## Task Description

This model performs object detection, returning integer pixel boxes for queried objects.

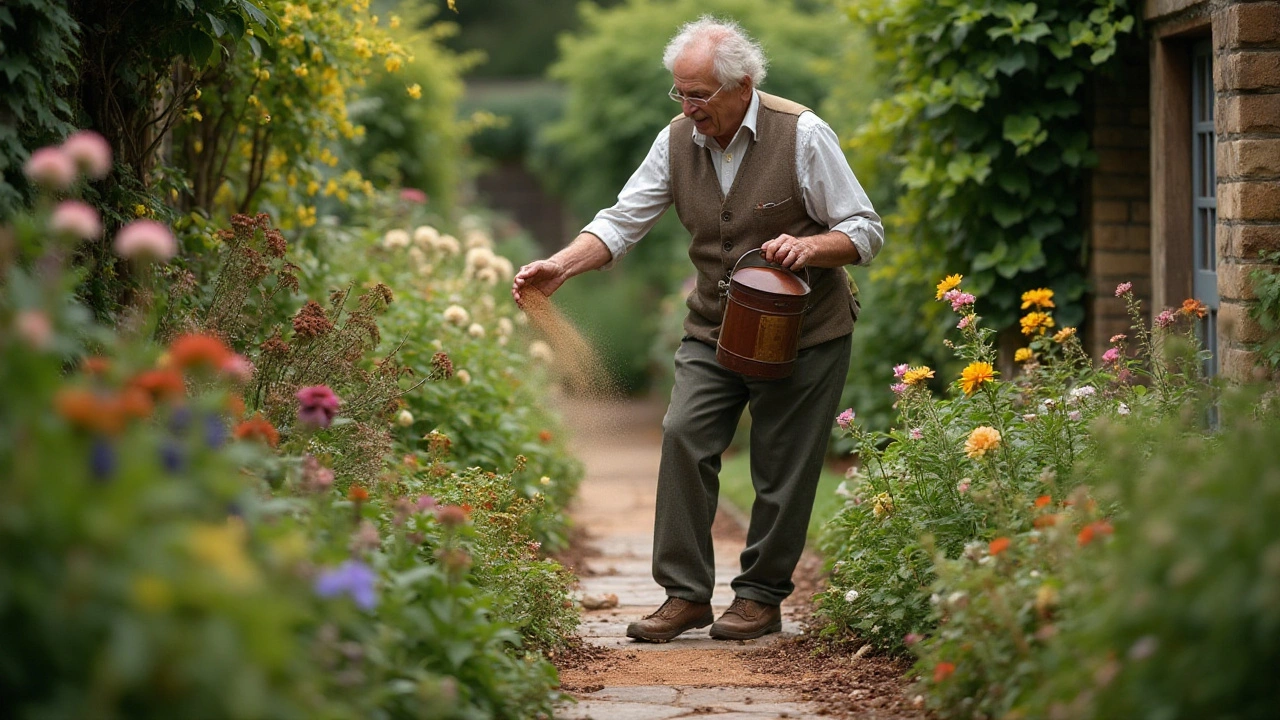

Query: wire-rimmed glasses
[668,83,725,108]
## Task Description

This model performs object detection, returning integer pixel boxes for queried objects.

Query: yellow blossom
[936,274,963,300]
[389,14,401,28]
[131,575,173,611]
[1020,288,1055,310]
[1020,311,1055,336]
[255,68,270,81]
[872,491,894,518]
[193,139,203,154]
[324,178,339,196]
[293,64,309,78]
[1015,347,1034,363]
[187,521,258,589]
[133,204,149,217]
[352,37,373,59]
[964,426,1002,459]
[903,366,935,386]
[311,46,323,62]
[297,205,317,227]
[960,361,996,395]
[385,56,402,73]
[187,108,203,122]
[247,94,259,107]
[407,83,422,99]
[306,180,320,196]
[1052,327,1076,343]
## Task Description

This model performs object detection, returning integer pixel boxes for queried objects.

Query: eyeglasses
[668,83,725,108]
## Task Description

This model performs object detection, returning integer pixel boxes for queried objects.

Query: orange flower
[903,366,935,386]
[989,537,1011,556]
[933,661,956,682]
[538,429,553,443]
[118,386,154,419]
[233,413,279,447]
[81,356,111,376]
[169,333,232,370]
[1180,298,1208,318]
[959,361,995,395]
[130,369,186,401]
[348,485,370,502]
[1078,520,1114,546]
[226,394,246,419]
[1020,288,1055,310]
[1034,495,1052,509]
[935,274,963,300]
[1020,311,1055,336]
[55,387,126,435]
[1034,513,1059,529]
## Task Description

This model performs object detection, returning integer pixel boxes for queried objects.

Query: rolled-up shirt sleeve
[581,125,673,269]
[797,114,884,266]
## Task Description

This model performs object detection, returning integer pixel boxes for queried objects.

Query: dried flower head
[431,351,455,379]
[293,300,334,339]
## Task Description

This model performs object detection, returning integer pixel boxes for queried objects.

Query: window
[1191,39,1218,376]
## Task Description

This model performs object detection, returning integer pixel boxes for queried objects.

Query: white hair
[662,16,768,89]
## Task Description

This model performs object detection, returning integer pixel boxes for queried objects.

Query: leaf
[206,12,226,37]
[973,241,1008,271]
[1002,114,1043,149]
[992,202,1025,228]
[185,28,216,67]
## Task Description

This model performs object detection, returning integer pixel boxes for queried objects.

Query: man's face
[671,51,751,145]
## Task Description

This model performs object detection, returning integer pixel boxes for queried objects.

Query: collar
[691,90,760,151]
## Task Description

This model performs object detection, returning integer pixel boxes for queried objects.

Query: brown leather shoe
[709,597,782,640]
[625,597,714,642]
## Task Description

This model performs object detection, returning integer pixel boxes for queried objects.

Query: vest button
[721,211,732,222]
[722,240,733,252]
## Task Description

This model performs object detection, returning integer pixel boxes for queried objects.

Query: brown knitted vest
[669,91,858,350]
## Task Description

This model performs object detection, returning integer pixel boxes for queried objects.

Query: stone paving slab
[559,686,826,719]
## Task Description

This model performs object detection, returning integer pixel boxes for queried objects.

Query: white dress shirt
[583,90,884,269]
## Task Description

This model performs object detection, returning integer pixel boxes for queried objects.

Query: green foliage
[1249,250,1280,370]
[848,0,1138,330]
[0,0,79,217]
[464,81,567,165]
[440,0,621,79]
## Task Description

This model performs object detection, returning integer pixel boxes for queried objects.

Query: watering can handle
[731,248,811,289]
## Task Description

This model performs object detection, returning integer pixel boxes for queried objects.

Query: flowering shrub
[818,275,1212,651]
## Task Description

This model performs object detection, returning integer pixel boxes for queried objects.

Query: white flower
[466,246,495,271]
[382,228,410,249]
[497,317,514,336]
[464,229,492,249]
[396,409,414,427]
[492,255,514,280]
[1117,402,1131,416]
[529,340,554,363]
[442,305,469,326]
[467,322,485,339]
[1068,410,1082,421]
[1042,398,1057,409]
[434,234,460,256]
[835,481,853,498]
[474,267,499,285]
[408,246,426,267]
[1070,385,1096,400]
[455,368,471,384]
[539,476,552,486]
[844,589,860,603]
[413,225,440,248]
[1023,413,1037,422]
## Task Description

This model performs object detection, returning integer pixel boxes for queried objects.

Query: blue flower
[314,560,377,610]
[160,441,184,473]
[204,414,227,449]
[168,405,193,434]
[90,437,115,482]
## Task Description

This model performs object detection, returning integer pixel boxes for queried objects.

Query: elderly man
[512,16,882,641]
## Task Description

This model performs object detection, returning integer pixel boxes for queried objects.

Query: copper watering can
[716,249,810,379]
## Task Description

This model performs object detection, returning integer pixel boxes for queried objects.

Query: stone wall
[1215,0,1280,379]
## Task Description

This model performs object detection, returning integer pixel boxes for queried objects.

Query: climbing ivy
[848,0,1136,329]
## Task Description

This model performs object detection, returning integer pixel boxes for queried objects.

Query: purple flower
[836,408,856,429]
[1155,309,1176,328]
[204,414,227,449]
[1068,410,1083,421]
[297,385,341,428]
[891,382,908,395]
[1102,347,1121,365]
[315,560,378,610]
[160,441,185,473]
[1115,282,1133,297]
[416,494,438,512]
[893,363,909,379]
[90,437,116,482]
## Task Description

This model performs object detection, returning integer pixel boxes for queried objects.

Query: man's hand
[512,259,569,306]
[761,234,816,270]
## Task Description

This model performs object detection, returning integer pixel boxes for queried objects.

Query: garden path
[552,395,827,719]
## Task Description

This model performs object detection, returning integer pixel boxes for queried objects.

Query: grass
[718,444,849,549]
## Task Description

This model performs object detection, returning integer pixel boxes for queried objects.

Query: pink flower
[956,480,970,493]
[1115,282,1133,297]
[416,494,438,511]
[16,310,53,349]
[296,384,341,428]
[23,147,76,190]
[1068,410,1082,421]
[957,315,972,330]
[904,633,924,646]
[220,354,254,383]
[893,364,909,378]
[909,427,923,440]
[113,220,176,262]
[61,130,112,180]
[836,408,856,429]
[1155,309,1176,328]
[1110,334,1127,344]
[949,292,976,311]
[891,382,908,395]
[1102,347,1121,365]
[399,187,428,204]
[49,200,102,239]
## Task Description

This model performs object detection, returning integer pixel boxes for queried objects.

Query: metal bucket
[716,249,810,379]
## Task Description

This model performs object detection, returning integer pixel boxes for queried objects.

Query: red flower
[81,356,111,376]
[233,413,279,447]
[538,429,553,443]
[1077,520,1114,547]
[1034,514,1059,529]
[130,369,186,401]
[933,661,956,682]
[988,537,1011,556]
[348,485,370,503]
[1034,495,1052,509]
[55,388,125,435]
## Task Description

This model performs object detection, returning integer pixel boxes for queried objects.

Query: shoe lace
[725,597,756,619]
[650,597,686,619]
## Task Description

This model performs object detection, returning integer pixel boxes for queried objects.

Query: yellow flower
[903,366,935,386]
[385,56,402,73]
[1020,311,1055,336]
[389,14,401,28]
[187,521,258,589]
[1052,327,1076,343]
[1015,347,1034,363]
[964,426,1002,459]
[872,492,894,518]
[407,83,422,99]
[187,108,203,122]
[936,274,963,300]
[131,574,173,611]
[255,68,270,81]
[960,361,996,395]
[1020,288,1055,310]
[306,180,319,196]
[293,64,309,78]
[133,204,149,217]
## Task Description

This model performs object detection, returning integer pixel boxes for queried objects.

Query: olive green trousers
[653,334,851,606]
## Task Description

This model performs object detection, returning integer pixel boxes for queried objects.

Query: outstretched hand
[511,260,568,307]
